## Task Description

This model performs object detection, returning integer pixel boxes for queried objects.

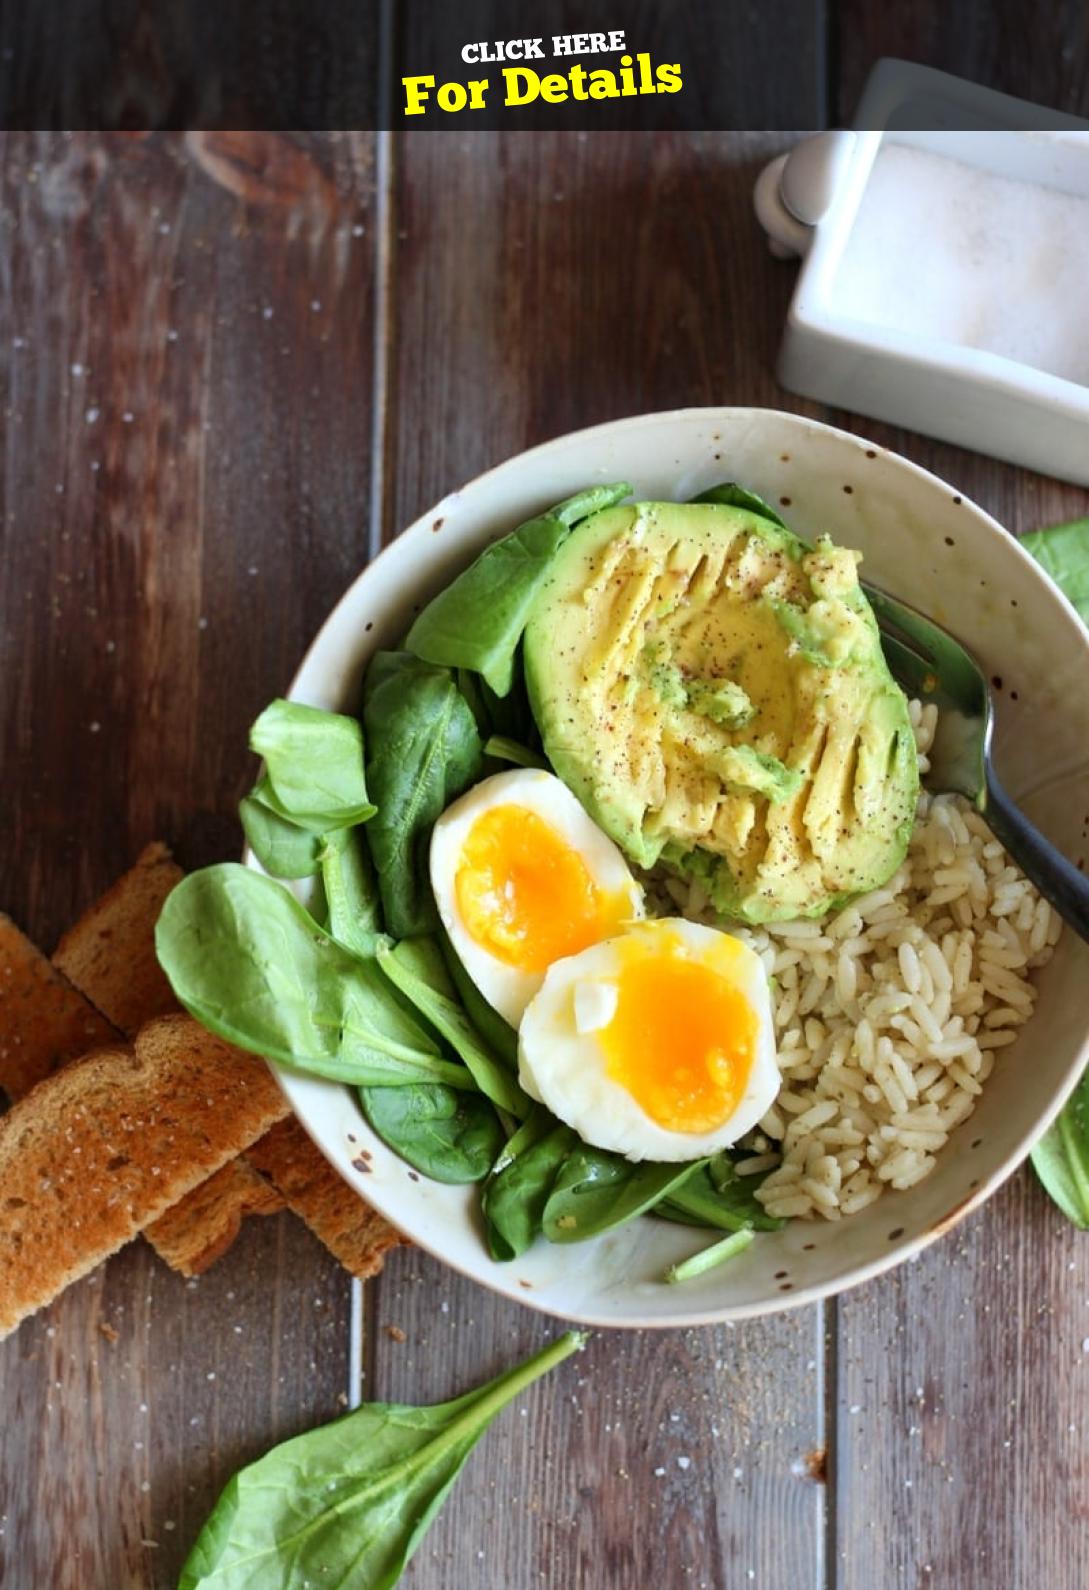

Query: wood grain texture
[4,96,1089,1590]
[0,130,378,944]
[817,405,1089,1590]
[373,129,829,1590]
[0,1220,352,1589]
[374,1248,825,1589]
[382,130,819,544]
[0,127,379,1587]
[835,1177,1089,1588]
[833,0,1089,121]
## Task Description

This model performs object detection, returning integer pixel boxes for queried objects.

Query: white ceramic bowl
[271,407,1089,1327]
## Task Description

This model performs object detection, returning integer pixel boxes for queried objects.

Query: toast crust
[4,843,399,1305]
[45,845,290,1277]
[247,1119,404,1281]
[145,1157,286,1276]
[0,916,119,1100]
[52,841,183,1037]
[0,1015,288,1338]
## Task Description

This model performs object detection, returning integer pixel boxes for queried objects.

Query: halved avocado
[523,500,918,924]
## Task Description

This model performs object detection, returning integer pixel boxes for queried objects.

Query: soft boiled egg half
[519,917,780,1161]
[430,768,644,1026]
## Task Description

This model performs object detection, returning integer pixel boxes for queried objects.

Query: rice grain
[646,701,1059,1222]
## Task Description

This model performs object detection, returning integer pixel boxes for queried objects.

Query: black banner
[0,0,1087,131]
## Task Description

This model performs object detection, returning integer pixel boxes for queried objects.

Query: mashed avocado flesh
[523,500,918,924]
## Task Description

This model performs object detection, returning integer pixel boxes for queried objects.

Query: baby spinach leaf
[376,936,530,1119]
[455,667,492,736]
[482,735,549,771]
[547,482,635,528]
[1021,517,1089,626]
[458,667,538,751]
[249,699,375,831]
[307,869,329,932]
[404,483,631,696]
[239,789,324,879]
[321,828,383,958]
[482,1109,576,1261]
[661,1153,785,1233]
[360,1082,505,1183]
[479,666,538,745]
[659,1178,744,1231]
[1021,518,1089,1229]
[1032,1070,1089,1229]
[178,1329,586,1590]
[362,651,484,938]
[690,481,789,528]
[155,865,473,1090]
[542,1146,694,1244]
[664,1228,754,1285]
[437,925,519,1070]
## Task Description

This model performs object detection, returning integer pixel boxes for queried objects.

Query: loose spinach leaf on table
[360,1081,505,1184]
[239,786,325,879]
[376,936,530,1119]
[362,651,484,939]
[542,1145,694,1244]
[178,1329,586,1590]
[1031,1071,1089,1229]
[404,482,632,697]
[1021,517,1089,627]
[437,924,519,1070]
[482,1108,576,1261]
[155,865,472,1089]
[248,698,375,831]
[321,827,383,958]
[660,1153,785,1234]
[690,481,789,528]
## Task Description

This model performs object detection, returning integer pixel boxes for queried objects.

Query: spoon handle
[983,769,1089,944]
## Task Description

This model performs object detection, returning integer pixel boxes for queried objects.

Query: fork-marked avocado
[523,500,918,923]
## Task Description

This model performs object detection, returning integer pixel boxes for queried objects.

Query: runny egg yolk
[599,935,758,1134]
[454,804,633,973]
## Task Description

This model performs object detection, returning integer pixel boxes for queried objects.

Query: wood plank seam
[368,121,397,564]
[823,1294,838,1590]
[354,8,401,1408]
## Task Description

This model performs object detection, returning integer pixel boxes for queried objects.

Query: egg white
[430,767,644,1027]
[518,917,781,1161]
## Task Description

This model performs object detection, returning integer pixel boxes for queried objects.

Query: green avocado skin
[523,499,919,925]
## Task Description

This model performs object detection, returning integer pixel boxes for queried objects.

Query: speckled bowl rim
[255,406,1089,1328]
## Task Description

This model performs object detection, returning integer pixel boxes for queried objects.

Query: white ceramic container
[266,407,1089,1327]
[754,130,1089,485]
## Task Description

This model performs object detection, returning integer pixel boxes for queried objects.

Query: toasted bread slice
[0,1014,289,1338]
[48,843,288,1276]
[52,841,183,1036]
[246,1119,404,1281]
[0,916,118,1100]
[145,1157,286,1276]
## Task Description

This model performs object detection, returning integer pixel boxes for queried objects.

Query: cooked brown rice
[652,699,1062,1221]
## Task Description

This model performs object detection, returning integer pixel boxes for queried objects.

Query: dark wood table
[3,122,1089,1590]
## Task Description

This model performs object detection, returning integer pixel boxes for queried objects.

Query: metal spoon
[863,581,1089,942]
